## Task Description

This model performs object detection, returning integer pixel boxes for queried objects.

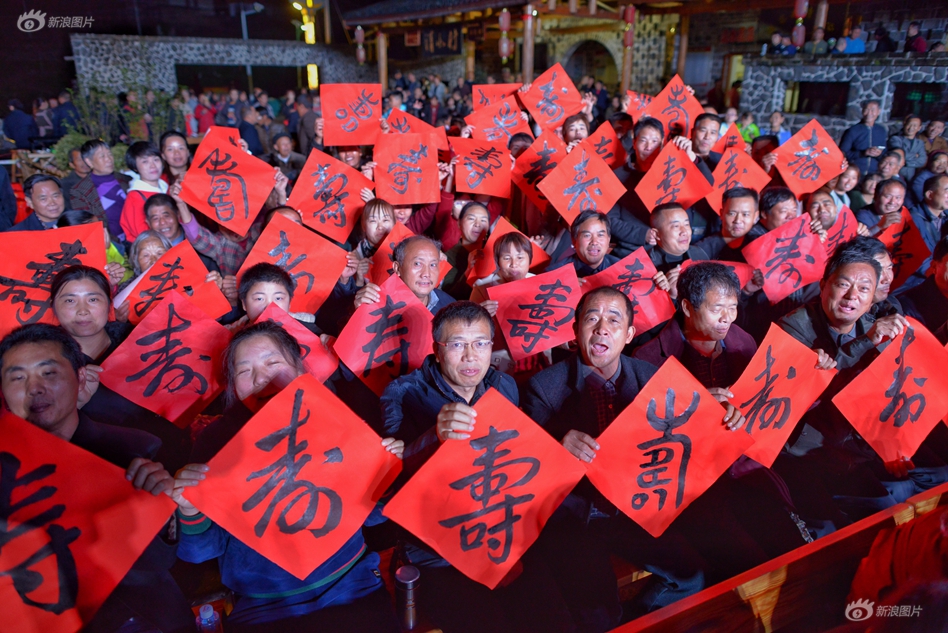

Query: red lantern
[499,35,513,60]
[499,8,511,31]
[355,25,364,44]
[624,5,636,24]
[623,27,634,48]
[356,45,366,64]
[793,0,808,20]
[792,23,806,47]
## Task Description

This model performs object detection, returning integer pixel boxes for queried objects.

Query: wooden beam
[538,4,624,19]
[640,0,851,15]
[676,14,689,77]
[545,23,623,35]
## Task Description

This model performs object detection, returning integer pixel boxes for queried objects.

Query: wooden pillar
[676,14,689,77]
[522,4,536,84]
[568,0,578,13]
[323,0,331,44]
[465,40,476,82]
[621,38,633,94]
[589,0,597,16]
[814,0,828,30]
[377,32,388,90]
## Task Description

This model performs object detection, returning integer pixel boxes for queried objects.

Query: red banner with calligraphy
[579,123,626,170]
[373,133,440,206]
[641,74,705,140]
[878,207,931,292]
[680,258,756,290]
[585,357,755,537]
[511,131,567,212]
[321,83,383,147]
[100,291,230,427]
[833,319,948,463]
[286,148,374,243]
[823,206,860,256]
[184,373,402,579]
[333,274,434,395]
[464,95,534,144]
[255,302,339,382]
[625,91,653,124]
[367,221,411,286]
[180,126,275,237]
[0,222,107,338]
[537,146,626,225]
[706,148,772,214]
[119,239,231,325]
[236,214,348,315]
[742,214,828,304]
[0,412,176,633]
[383,388,586,588]
[488,265,581,361]
[772,120,844,198]
[472,84,522,110]
[634,142,713,213]
[582,247,676,332]
[521,63,584,132]
[386,109,449,151]
[729,324,837,467]
[711,125,748,156]
[466,216,551,284]
[450,138,511,198]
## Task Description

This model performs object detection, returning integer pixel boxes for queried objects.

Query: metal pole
[522,5,535,84]
[242,9,253,92]
[676,15,689,78]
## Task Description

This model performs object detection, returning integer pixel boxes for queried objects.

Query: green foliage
[51,132,93,171]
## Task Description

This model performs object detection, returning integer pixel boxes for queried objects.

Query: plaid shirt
[182,215,263,277]
[585,367,619,434]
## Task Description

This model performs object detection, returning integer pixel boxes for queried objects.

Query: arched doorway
[564,40,618,86]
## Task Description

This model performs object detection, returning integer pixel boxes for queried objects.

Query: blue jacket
[839,122,888,176]
[0,167,16,231]
[4,108,38,148]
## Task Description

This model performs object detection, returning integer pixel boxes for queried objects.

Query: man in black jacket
[548,210,619,277]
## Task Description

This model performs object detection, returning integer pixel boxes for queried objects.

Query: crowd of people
[3,59,948,633]
[768,20,944,56]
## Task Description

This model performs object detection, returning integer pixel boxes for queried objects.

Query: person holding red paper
[759,185,803,232]
[691,112,724,172]
[646,204,710,300]
[441,201,491,299]
[548,210,619,277]
[696,186,767,262]
[380,301,575,633]
[174,322,403,632]
[900,236,948,339]
[120,141,170,243]
[855,178,907,239]
[0,323,194,633]
[522,287,708,623]
[354,235,456,315]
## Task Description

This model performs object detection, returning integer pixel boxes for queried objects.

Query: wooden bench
[611,481,948,633]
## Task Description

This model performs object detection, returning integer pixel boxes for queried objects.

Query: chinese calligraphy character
[361,295,410,377]
[0,240,86,325]
[125,302,210,397]
[507,280,575,354]
[611,259,657,320]
[886,224,914,283]
[631,389,696,511]
[335,89,380,133]
[825,212,852,253]
[269,230,315,293]
[134,256,185,319]
[660,84,691,137]
[464,146,504,189]
[762,221,817,289]
[739,346,793,434]
[242,388,343,538]
[0,452,81,614]
[716,151,747,193]
[390,117,411,134]
[308,163,350,228]
[655,153,688,206]
[483,102,520,141]
[438,426,539,564]
[535,72,566,125]
[523,141,558,186]
[387,145,429,195]
[880,328,927,427]
[198,147,250,223]
[563,150,602,213]
[592,136,614,163]
[476,88,491,108]
[786,129,830,182]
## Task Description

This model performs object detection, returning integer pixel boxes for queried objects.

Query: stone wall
[742,56,948,140]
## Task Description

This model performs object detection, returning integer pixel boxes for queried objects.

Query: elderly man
[908,174,948,276]
[855,178,907,237]
[840,100,888,176]
[922,120,947,155]
[0,324,193,632]
[69,139,131,239]
[355,235,455,313]
[647,203,709,301]
[381,301,575,633]
[9,173,66,231]
[549,210,619,276]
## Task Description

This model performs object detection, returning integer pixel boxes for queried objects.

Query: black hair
[677,262,741,310]
[493,232,533,264]
[159,130,188,152]
[222,321,304,406]
[57,209,98,227]
[507,132,533,152]
[392,235,441,266]
[759,186,796,214]
[570,210,610,242]
[923,174,948,198]
[634,116,665,140]
[458,200,489,224]
[693,112,722,130]
[272,132,292,146]
[8,99,24,111]
[0,323,86,374]
[432,300,494,342]
[254,105,269,117]
[144,193,178,219]
[575,286,635,328]
[876,178,906,198]
[563,113,590,139]
[238,262,296,305]
[23,173,62,198]
[80,139,110,164]
[823,240,882,284]
[650,202,687,228]
[50,265,112,308]
[934,236,948,264]
[722,186,759,207]
[608,112,633,128]
[752,134,780,149]
[836,235,889,262]
[124,140,162,173]
[862,98,881,110]
[880,150,901,164]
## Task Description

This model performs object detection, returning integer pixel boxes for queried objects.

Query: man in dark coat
[4,99,38,148]
[548,210,619,277]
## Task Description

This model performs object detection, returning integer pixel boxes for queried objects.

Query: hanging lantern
[354,25,366,65]
[356,44,366,64]
[623,5,635,48]
[791,23,806,47]
[498,8,512,62]
[498,8,511,31]
[793,0,808,19]
[355,25,365,44]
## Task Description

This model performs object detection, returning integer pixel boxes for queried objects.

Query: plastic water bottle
[195,604,223,633]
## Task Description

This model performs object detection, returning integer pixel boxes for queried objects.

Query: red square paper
[383,388,586,588]
[833,319,948,463]
[0,412,176,633]
[0,223,107,337]
[730,324,837,467]
[465,96,534,144]
[705,148,772,214]
[286,148,375,243]
[582,248,676,332]
[625,91,653,124]
[878,207,931,292]
[321,83,383,147]
[472,84,522,110]
[823,206,859,255]
[450,137,511,198]
[183,374,402,579]
[180,126,275,237]
[100,291,230,427]
[255,302,339,382]
[488,266,581,361]
[373,133,440,206]
[521,64,583,131]
[237,214,348,314]
[773,120,845,198]
[386,109,449,151]
[711,125,748,156]
[585,357,755,538]
[580,122,626,169]
[367,221,414,286]
[642,74,705,140]
[512,131,567,212]
[537,146,626,225]
[634,142,713,213]
[333,275,433,395]
[742,214,828,304]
